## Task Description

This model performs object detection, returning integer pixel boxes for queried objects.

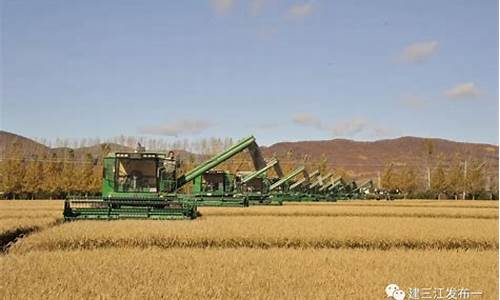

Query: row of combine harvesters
[64,136,378,220]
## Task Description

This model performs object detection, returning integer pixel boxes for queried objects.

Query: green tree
[90,165,102,194]
[42,153,63,199]
[446,161,464,200]
[60,150,76,196]
[399,166,418,198]
[1,142,25,199]
[76,153,95,195]
[317,154,328,175]
[380,164,398,191]
[431,161,447,199]
[23,155,43,199]
[466,161,486,200]
[335,167,352,183]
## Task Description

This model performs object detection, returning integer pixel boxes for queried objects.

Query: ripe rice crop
[0,248,497,299]
[200,205,498,219]
[0,200,63,220]
[1,200,497,299]
[11,216,498,253]
[0,200,63,211]
[294,200,498,209]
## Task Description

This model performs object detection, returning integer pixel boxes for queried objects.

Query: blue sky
[1,0,498,145]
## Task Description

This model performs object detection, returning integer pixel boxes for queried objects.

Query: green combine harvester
[64,136,262,220]
[192,158,284,206]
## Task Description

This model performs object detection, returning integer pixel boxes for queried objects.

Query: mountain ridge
[1,130,498,179]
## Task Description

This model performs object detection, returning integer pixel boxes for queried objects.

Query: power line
[0,157,96,164]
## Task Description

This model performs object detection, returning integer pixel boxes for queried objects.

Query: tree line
[379,160,498,200]
[0,138,498,200]
[0,143,101,199]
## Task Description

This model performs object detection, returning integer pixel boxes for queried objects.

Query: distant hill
[0,131,50,156]
[262,136,498,178]
[0,130,132,159]
[1,130,498,179]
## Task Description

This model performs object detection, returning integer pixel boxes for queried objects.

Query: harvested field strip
[200,206,498,219]
[12,217,498,253]
[1,248,497,299]
[0,227,40,253]
[0,218,61,253]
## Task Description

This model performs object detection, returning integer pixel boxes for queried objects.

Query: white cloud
[139,119,213,137]
[292,112,323,128]
[287,3,314,18]
[210,0,234,15]
[445,82,482,100]
[398,41,439,63]
[292,113,368,137]
[400,95,426,109]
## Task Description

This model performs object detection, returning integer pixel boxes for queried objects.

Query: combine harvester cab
[64,151,197,220]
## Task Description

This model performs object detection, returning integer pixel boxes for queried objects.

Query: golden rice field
[0,200,498,299]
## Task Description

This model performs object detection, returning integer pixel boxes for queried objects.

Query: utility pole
[462,160,467,200]
[487,175,491,200]
[427,167,431,190]
[377,171,381,189]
